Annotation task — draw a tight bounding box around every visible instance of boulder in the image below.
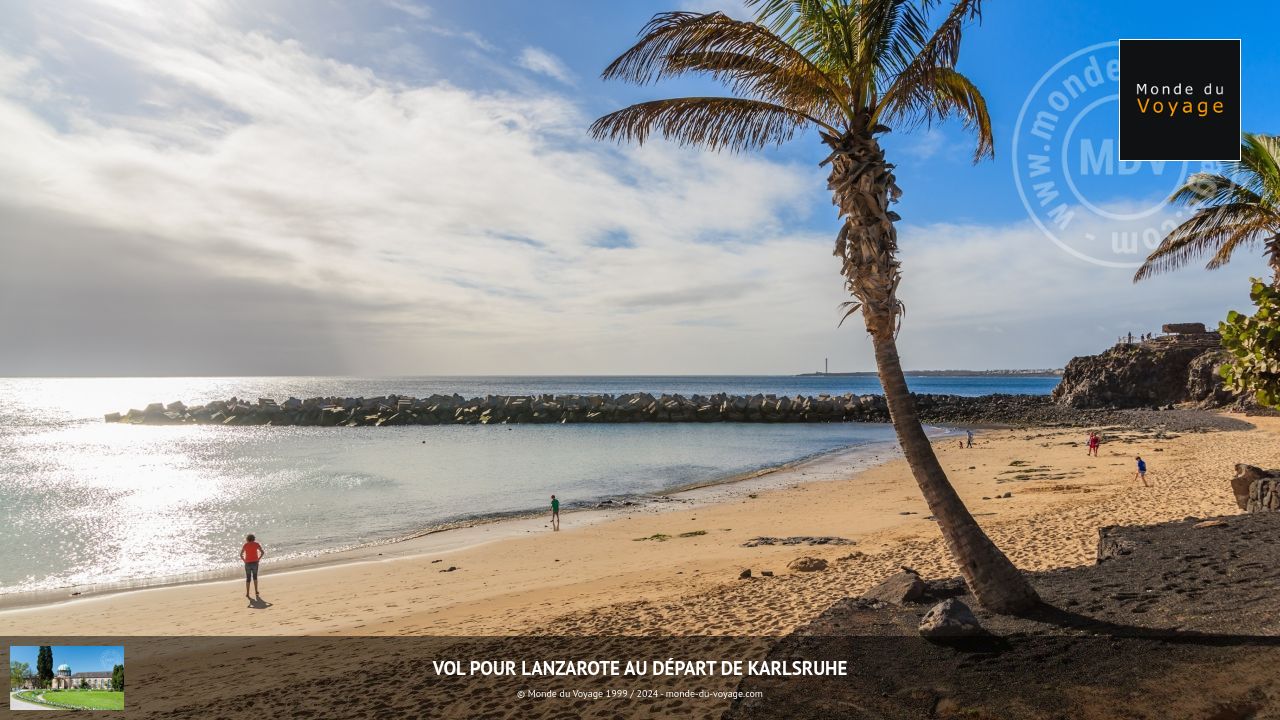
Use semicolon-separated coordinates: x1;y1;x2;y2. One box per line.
1235;465;1280;513
918;598;984;639
1163;322;1207;334
786;557;828;573
1097;526;1146;563
862;570;925;604
1232;464;1269;510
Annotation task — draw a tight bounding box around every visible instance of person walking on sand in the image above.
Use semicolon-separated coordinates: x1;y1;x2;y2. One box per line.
965;430;974;448
550;494;560;531
240;533;265;598
1134;456;1149;487
1087;432;1100;457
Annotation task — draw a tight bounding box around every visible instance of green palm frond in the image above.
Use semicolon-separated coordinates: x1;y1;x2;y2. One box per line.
1169;172;1263;207
751;0;860;82
877;65;991;160
588;97;823;152
864;0;929;83
1240;132;1280;202
598;2;991;154
1134;203;1275;280
1138;132;1280;282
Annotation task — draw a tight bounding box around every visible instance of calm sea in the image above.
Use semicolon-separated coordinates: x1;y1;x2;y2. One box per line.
0;375;1057;595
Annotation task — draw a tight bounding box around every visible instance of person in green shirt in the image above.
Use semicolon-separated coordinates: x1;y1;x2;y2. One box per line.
550;494;560;531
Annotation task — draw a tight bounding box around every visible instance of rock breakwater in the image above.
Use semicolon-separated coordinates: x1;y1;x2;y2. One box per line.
104;392;1065;427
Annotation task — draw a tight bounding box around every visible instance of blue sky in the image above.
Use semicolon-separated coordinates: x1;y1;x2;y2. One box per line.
0;0;1277;374
9;645;124;673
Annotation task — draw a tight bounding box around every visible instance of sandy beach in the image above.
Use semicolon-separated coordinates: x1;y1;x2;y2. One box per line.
2;414;1277;639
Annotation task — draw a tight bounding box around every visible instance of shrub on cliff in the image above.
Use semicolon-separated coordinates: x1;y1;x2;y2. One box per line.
1220;279;1280;409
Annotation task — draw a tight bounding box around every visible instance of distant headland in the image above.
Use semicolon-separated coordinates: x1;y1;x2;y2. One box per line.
797;369;1064;377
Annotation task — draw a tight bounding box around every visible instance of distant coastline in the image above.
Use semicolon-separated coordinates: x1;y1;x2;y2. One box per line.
797;369;1064;377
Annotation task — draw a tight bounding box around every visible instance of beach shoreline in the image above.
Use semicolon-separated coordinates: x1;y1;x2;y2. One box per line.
0;431;918;613
2;413;1273;639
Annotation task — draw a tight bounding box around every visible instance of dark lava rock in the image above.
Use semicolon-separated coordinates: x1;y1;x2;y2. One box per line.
1053;342;1216;409
1186;349;1237;407
1234;464;1280;513
1096;525;1147;563
742;536;855;548
862;570;925;605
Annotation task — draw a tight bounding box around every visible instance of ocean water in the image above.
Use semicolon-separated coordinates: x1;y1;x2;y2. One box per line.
0;375;1057;595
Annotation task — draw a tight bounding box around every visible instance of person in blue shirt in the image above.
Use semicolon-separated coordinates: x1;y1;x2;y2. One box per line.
1135;456;1149;487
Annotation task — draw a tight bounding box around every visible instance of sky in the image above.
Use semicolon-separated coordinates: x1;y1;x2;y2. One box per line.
9;645;125;673
0;0;1277;376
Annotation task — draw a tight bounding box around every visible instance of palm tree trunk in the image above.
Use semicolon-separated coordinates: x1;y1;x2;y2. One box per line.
869;327;1040;613
826;128;1040;615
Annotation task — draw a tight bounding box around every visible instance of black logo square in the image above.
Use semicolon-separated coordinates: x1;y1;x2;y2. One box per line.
1119;39;1240;161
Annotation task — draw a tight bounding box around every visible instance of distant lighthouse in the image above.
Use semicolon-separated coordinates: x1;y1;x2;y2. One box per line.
824;358;829;374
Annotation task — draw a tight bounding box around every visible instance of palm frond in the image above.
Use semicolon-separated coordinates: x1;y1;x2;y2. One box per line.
663;50;842;124
748;0;860;87
866;0;929;82
877;66;992;160
907;0;982;71
1205;222;1271;270
1169;172;1263;207
1134;203;1273;280
877;0;981;122
588;97;820;152
1239;132;1280;204
601;11;852;122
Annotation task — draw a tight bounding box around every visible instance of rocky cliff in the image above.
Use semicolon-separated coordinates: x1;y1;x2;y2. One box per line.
1052;334;1238;409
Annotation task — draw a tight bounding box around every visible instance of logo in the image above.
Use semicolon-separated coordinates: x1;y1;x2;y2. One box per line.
1013;42;1225;268
1119;39;1241;161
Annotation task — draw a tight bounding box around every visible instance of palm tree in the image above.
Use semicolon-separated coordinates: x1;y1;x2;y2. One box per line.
1135;133;1280;287
590;0;1039;613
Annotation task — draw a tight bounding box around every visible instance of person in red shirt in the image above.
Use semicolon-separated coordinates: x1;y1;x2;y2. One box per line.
239;533;266;598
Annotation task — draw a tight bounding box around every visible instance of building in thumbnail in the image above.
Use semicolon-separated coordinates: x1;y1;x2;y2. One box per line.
49;664;114;690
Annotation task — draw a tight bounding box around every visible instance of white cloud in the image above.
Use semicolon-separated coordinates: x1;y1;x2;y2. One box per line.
0;0;1269;376
516;46;574;85
383;0;430;20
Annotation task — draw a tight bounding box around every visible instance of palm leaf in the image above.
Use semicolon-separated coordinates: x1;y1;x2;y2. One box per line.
588;97;820;152
663;50;842;124
1134;203;1273;280
1140;133;1280;282
602;11;852;121
877;66;992;160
